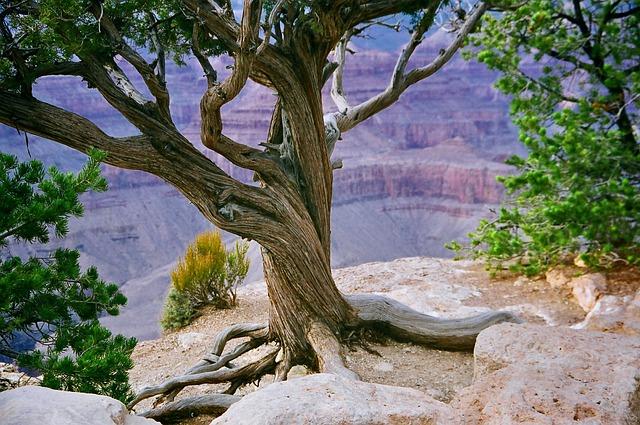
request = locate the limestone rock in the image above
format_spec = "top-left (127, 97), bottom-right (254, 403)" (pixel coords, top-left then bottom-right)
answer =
top-left (0, 386), bottom-right (159, 425)
top-left (545, 267), bottom-right (573, 289)
top-left (569, 273), bottom-right (607, 312)
top-left (574, 292), bottom-right (640, 335)
top-left (211, 373), bottom-right (455, 425)
top-left (287, 365), bottom-right (311, 379)
top-left (454, 323), bottom-right (640, 424)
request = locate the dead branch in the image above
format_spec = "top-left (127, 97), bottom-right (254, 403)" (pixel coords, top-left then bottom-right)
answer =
top-left (128, 348), bottom-right (278, 409)
top-left (139, 394), bottom-right (241, 422)
top-left (88, 0), bottom-right (172, 123)
top-left (333, 1), bottom-right (488, 133)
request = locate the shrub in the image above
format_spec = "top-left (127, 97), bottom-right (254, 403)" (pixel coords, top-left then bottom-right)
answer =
top-left (0, 150), bottom-right (136, 403)
top-left (161, 230), bottom-right (249, 330)
top-left (160, 287), bottom-right (197, 331)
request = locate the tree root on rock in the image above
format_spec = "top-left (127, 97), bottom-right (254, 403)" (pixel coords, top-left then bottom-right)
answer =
top-left (346, 293), bottom-right (522, 351)
top-left (129, 301), bottom-right (520, 422)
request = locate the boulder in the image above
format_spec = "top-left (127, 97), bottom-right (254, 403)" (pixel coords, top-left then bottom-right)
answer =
top-left (569, 273), bottom-right (607, 312)
top-left (545, 267), bottom-right (573, 289)
top-left (211, 373), bottom-right (455, 425)
top-left (453, 323), bottom-right (640, 424)
top-left (0, 386), bottom-right (158, 425)
top-left (574, 292), bottom-right (640, 335)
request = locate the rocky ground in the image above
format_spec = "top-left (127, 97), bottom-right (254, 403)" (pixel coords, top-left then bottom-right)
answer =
top-left (126, 257), bottom-right (640, 424)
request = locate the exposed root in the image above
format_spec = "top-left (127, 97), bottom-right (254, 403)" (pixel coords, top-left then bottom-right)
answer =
top-left (139, 394), bottom-right (240, 422)
top-left (346, 293), bottom-right (522, 351)
top-left (158, 323), bottom-right (268, 404)
top-left (273, 348), bottom-right (293, 382)
top-left (129, 349), bottom-right (278, 409)
top-left (130, 296), bottom-right (521, 422)
top-left (308, 322), bottom-right (360, 380)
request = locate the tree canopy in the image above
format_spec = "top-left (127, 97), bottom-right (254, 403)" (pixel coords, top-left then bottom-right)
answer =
top-left (449, 0), bottom-right (640, 275)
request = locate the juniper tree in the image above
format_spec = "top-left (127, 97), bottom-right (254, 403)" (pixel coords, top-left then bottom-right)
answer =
top-left (451, 0), bottom-right (640, 275)
top-left (0, 0), bottom-right (518, 419)
top-left (0, 151), bottom-right (136, 402)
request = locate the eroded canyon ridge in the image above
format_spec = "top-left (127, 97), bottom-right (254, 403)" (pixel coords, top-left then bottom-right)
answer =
top-left (1, 32), bottom-right (524, 339)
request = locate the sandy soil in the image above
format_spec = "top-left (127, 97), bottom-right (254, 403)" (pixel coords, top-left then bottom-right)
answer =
top-left (129, 258), bottom-right (640, 424)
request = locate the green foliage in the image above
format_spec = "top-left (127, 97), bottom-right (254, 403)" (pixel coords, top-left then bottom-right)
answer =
top-left (0, 151), bottom-right (136, 403)
top-left (451, 0), bottom-right (640, 276)
top-left (161, 230), bottom-right (249, 331)
top-left (160, 287), bottom-right (197, 331)
top-left (0, 0), bottom-right (228, 92)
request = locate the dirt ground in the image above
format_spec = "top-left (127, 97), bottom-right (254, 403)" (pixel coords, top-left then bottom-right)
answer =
top-left (129, 259), bottom-right (640, 424)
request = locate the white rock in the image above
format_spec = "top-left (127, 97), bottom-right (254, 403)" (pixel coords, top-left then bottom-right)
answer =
top-left (212, 373), bottom-right (455, 425)
top-left (0, 386), bottom-right (159, 425)
top-left (287, 365), bottom-right (310, 379)
top-left (545, 267), bottom-right (572, 288)
top-left (574, 292), bottom-right (640, 335)
top-left (574, 256), bottom-right (588, 268)
top-left (453, 323), bottom-right (640, 424)
top-left (176, 332), bottom-right (209, 349)
top-left (569, 273), bottom-right (607, 312)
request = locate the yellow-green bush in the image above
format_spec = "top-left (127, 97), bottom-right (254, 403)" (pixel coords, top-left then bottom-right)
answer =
top-left (161, 231), bottom-right (250, 331)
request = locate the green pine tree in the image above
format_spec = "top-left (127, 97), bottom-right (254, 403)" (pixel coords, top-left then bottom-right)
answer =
top-left (0, 149), bottom-right (136, 403)
top-left (450, 0), bottom-right (639, 276)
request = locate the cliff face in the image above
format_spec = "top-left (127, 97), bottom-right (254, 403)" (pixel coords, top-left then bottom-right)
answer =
top-left (1, 31), bottom-right (523, 338)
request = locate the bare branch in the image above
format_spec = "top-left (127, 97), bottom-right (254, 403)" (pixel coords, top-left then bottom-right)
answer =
top-left (79, 57), bottom-right (167, 134)
top-left (88, 1), bottom-right (172, 123)
top-left (405, 2), bottom-right (488, 85)
top-left (200, 1), bottom-right (264, 156)
top-left (182, 0), bottom-right (241, 52)
top-left (0, 91), bottom-right (157, 172)
top-left (148, 13), bottom-right (167, 86)
top-left (128, 349), bottom-right (278, 409)
top-left (28, 61), bottom-right (85, 80)
top-left (335, 2), bottom-right (488, 133)
top-left (192, 22), bottom-right (218, 87)
top-left (330, 29), bottom-right (353, 114)
top-left (140, 394), bottom-right (240, 422)
top-left (257, 0), bottom-right (285, 55)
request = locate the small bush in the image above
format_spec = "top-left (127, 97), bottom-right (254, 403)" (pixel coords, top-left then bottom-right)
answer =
top-left (160, 287), bottom-right (197, 331)
top-left (161, 231), bottom-right (249, 331)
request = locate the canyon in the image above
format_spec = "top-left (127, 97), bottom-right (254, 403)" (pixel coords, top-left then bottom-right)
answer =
top-left (1, 30), bottom-right (524, 339)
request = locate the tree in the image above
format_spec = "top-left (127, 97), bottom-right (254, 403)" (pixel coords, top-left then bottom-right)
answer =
top-left (0, 151), bottom-right (136, 403)
top-left (450, 0), bottom-right (639, 276)
top-left (0, 0), bottom-right (518, 419)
